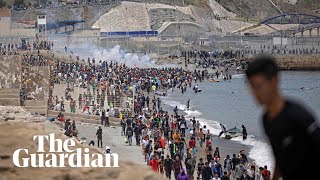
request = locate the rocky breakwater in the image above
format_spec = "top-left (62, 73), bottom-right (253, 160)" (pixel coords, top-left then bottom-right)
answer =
top-left (0, 106), bottom-right (164, 180)
top-left (246, 55), bottom-right (320, 70)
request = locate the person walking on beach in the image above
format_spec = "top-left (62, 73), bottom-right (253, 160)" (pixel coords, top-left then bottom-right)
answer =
top-left (197, 128), bottom-right (205, 148)
top-left (185, 154), bottom-right (196, 179)
top-left (173, 156), bottom-right (183, 180)
top-left (235, 162), bottom-right (246, 180)
top-left (164, 155), bottom-right (173, 179)
top-left (246, 56), bottom-right (320, 180)
top-left (241, 125), bottom-right (247, 140)
top-left (177, 168), bottom-right (189, 180)
top-left (126, 125), bottom-right (133, 146)
top-left (240, 170), bottom-right (250, 180)
top-left (146, 140), bottom-right (153, 165)
top-left (202, 162), bottom-right (213, 180)
top-left (255, 167), bottom-right (264, 180)
top-left (121, 118), bottom-right (126, 136)
top-left (134, 124), bottom-right (141, 146)
top-left (223, 155), bottom-right (232, 176)
top-left (146, 96), bottom-right (150, 108)
top-left (96, 126), bottom-right (102, 148)
top-left (149, 155), bottom-right (159, 172)
top-left (101, 110), bottom-right (105, 126)
top-left (221, 171), bottom-right (230, 180)
top-left (261, 166), bottom-right (271, 180)
top-left (105, 109), bottom-right (110, 127)
top-left (197, 158), bottom-right (204, 179)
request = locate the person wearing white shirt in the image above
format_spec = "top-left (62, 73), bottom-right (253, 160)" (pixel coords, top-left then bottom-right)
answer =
top-left (247, 165), bottom-right (255, 179)
top-left (105, 109), bottom-right (110, 127)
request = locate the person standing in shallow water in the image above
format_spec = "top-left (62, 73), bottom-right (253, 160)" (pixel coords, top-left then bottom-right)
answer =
top-left (246, 56), bottom-right (320, 180)
top-left (241, 125), bottom-right (247, 140)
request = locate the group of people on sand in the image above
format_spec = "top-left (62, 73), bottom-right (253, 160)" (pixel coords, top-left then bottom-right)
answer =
top-left (49, 58), bottom-right (214, 116)
top-left (117, 90), bottom-right (271, 180)
top-left (45, 53), bottom-right (272, 180)
top-left (43, 48), bottom-right (277, 180)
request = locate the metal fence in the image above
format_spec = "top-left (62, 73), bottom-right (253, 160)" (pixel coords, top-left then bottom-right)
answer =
top-left (26, 34), bottom-right (320, 59)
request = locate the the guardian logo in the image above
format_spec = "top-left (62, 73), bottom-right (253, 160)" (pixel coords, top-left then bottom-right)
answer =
top-left (12, 133), bottom-right (119, 167)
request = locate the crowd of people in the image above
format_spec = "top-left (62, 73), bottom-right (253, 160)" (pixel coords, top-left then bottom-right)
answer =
top-left (0, 40), bottom-right (54, 55)
top-left (44, 53), bottom-right (273, 180)
top-left (5, 42), bottom-right (314, 180)
top-left (49, 57), bottom-right (214, 115)
top-left (116, 90), bottom-right (271, 180)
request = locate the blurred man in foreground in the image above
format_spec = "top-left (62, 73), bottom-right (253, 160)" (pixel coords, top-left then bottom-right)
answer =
top-left (246, 56), bottom-right (320, 180)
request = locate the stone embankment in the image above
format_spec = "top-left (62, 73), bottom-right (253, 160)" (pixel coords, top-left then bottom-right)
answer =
top-left (246, 55), bottom-right (320, 70)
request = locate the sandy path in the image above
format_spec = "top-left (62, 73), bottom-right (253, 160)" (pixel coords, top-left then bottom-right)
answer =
top-left (76, 123), bottom-right (146, 165)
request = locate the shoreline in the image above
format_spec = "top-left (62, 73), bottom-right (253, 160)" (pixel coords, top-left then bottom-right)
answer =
top-left (160, 90), bottom-right (254, 159)
top-left (159, 80), bottom-right (274, 171)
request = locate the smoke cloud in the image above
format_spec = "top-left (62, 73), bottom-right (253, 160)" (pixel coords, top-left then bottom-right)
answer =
top-left (91, 45), bottom-right (157, 68)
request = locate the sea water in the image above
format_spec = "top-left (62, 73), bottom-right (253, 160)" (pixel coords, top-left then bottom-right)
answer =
top-left (161, 71), bottom-right (320, 171)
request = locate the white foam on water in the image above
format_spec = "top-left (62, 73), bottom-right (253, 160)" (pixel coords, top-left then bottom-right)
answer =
top-left (196, 117), bottom-right (222, 135)
top-left (232, 136), bottom-right (274, 172)
top-left (162, 99), bottom-right (187, 111)
top-left (185, 110), bottom-right (203, 117)
top-left (162, 99), bottom-right (202, 116)
top-left (232, 74), bottom-right (246, 79)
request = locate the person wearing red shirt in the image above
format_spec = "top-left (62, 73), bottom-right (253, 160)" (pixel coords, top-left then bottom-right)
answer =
top-left (160, 137), bottom-right (166, 148)
top-left (189, 137), bottom-right (196, 149)
top-left (206, 139), bottom-right (212, 148)
top-left (261, 165), bottom-right (271, 180)
top-left (149, 155), bottom-right (159, 172)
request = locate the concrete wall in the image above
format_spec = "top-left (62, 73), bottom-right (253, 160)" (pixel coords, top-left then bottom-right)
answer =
top-left (0, 17), bottom-right (11, 36)
top-left (0, 16), bottom-right (36, 37)
top-left (11, 28), bottom-right (36, 37)
top-left (70, 29), bottom-right (100, 37)
top-left (159, 22), bottom-right (205, 37)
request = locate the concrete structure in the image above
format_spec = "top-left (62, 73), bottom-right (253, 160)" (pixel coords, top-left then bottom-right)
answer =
top-left (0, 9), bottom-right (12, 36)
top-left (247, 55), bottom-right (320, 70)
top-left (0, 89), bottom-right (20, 106)
top-left (0, 9), bottom-right (36, 38)
top-left (93, 1), bottom-right (248, 36)
top-left (69, 28), bottom-right (101, 37)
top-left (158, 22), bottom-right (205, 37)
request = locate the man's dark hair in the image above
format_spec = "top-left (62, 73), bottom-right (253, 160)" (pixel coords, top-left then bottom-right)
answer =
top-left (246, 56), bottom-right (278, 80)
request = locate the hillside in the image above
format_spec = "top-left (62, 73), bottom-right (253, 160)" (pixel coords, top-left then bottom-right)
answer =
top-left (216, 0), bottom-right (320, 19)
top-left (5, 0), bottom-right (320, 20)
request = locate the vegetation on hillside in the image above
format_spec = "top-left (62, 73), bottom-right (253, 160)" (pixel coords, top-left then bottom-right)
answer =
top-left (216, 0), bottom-right (320, 19)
